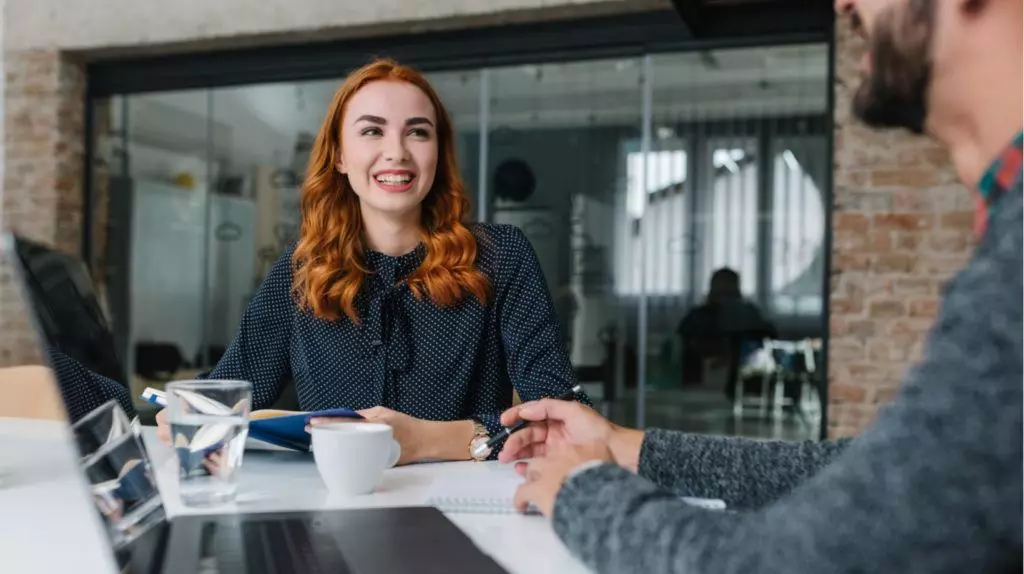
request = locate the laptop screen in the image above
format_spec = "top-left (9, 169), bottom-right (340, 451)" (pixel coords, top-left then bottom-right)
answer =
top-left (10, 235), bottom-right (127, 384)
top-left (0, 231), bottom-right (164, 568)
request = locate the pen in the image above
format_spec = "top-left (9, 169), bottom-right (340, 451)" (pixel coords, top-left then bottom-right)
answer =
top-left (473, 384), bottom-right (582, 458)
top-left (141, 387), bottom-right (167, 408)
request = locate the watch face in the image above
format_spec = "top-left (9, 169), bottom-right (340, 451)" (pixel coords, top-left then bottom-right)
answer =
top-left (470, 436), bottom-right (492, 459)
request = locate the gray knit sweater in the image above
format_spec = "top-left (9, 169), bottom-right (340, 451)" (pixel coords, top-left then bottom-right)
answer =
top-left (553, 186), bottom-right (1023, 573)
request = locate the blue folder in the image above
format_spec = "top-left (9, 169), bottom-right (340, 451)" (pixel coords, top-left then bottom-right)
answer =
top-left (248, 408), bottom-right (364, 451)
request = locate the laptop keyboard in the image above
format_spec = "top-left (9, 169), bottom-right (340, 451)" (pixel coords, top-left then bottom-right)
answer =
top-left (201, 517), bottom-right (352, 574)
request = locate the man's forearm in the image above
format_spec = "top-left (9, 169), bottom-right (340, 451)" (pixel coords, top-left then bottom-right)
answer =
top-left (637, 429), bottom-right (851, 509)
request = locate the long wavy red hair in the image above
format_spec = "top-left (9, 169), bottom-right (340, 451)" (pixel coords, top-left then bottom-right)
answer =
top-left (292, 58), bottom-right (490, 324)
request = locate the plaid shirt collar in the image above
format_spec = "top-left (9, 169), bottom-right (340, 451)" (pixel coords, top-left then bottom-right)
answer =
top-left (974, 130), bottom-right (1023, 238)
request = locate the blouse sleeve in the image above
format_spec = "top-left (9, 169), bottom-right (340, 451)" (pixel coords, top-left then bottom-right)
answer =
top-left (204, 247), bottom-right (296, 410)
top-left (471, 226), bottom-right (590, 451)
top-left (46, 347), bottom-right (138, 422)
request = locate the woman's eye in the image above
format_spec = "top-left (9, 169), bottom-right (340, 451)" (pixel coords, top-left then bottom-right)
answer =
top-left (360, 127), bottom-right (382, 136)
top-left (409, 128), bottom-right (431, 139)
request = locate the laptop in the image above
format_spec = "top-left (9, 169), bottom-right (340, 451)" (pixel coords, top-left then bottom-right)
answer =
top-left (1, 232), bottom-right (510, 574)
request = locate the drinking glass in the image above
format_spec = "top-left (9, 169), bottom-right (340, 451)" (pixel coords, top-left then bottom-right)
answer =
top-left (164, 379), bottom-right (252, 506)
top-left (71, 400), bottom-right (162, 547)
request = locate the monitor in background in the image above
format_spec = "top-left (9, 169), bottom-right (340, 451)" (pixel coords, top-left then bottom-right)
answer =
top-left (11, 235), bottom-right (126, 384)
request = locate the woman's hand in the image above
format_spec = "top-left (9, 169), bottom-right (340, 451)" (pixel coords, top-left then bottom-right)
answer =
top-left (308, 406), bottom-right (433, 465)
top-left (155, 408), bottom-right (171, 446)
top-left (355, 406), bottom-right (428, 465)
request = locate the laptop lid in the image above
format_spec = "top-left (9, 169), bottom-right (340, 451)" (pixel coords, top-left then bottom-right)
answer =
top-left (0, 231), bottom-right (162, 569)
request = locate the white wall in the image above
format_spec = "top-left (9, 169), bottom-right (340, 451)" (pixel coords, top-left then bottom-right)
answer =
top-left (6, 0), bottom-right (665, 53)
top-left (0, 0), bottom-right (5, 211)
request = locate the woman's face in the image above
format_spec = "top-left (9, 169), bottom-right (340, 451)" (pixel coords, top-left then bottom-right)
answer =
top-left (337, 80), bottom-right (439, 221)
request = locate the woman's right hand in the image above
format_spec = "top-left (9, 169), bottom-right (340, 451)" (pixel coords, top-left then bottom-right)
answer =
top-left (155, 408), bottom-right (171, 446)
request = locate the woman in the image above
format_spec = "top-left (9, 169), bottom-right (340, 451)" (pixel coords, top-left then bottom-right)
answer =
top-left (145, 58), bottom-right (585, 463)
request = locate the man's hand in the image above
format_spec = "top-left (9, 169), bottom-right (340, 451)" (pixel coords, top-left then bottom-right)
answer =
top-left (497, 399), bottom-right (645, 470)
top-left (512, 441), bottom-right (615, 516)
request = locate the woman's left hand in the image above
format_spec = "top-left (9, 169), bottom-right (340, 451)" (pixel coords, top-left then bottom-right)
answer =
top-left (356, 406), bottom-right (429, 465)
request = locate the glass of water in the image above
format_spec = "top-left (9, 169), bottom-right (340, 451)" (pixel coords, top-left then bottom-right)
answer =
top-left (71, 400), bottom-right (162, 547)
top-left (165, 379), bottom-right (252, 506)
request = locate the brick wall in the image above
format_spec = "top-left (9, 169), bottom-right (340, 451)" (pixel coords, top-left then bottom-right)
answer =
top-left (0, 50), bottom-right (86, 366)
top-left (828, 18), bottom-right (975, 437)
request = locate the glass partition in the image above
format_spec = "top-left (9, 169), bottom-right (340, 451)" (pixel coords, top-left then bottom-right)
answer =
top-left (88, 43), bottom-right (830, 439)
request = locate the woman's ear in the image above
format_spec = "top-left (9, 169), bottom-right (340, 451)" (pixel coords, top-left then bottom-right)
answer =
top-left (336, 160), bottom-right (346, 174)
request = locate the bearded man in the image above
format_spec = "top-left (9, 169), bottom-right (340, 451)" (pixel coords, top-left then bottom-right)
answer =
top-left (499, 1), bottom-right (1023, 572)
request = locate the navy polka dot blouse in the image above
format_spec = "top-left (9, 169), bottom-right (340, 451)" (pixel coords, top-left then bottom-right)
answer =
top-left (47, 224), bottom-right (588, 457)
top-left (208, 223), bottom-right (588, 456)
top-left (48, 347), bottom-right (137, 422)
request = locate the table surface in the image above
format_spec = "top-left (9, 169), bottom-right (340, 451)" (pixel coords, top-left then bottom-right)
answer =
top-left (0, 417), bottom-right (590, 574)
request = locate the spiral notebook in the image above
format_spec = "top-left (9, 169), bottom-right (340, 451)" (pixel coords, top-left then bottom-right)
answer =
top-left (425, 468), bottom-right (726, 515)
top-left (426, 471), bottom-right (538, 515)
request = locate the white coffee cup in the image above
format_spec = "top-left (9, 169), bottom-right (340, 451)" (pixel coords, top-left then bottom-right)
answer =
top-left (310, 422), bottom-right (401, 496)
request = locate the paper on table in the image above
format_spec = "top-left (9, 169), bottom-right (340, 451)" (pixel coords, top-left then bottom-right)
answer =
top-left (426, 469), bottom-right (531, 515)
top-left (425, 465), bottom-right (726, 514)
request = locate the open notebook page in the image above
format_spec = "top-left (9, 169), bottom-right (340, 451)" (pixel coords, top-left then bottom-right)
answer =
top-left (425, 465), bottom-right (726, 515)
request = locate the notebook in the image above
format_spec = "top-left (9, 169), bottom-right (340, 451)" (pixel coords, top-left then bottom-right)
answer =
top-left (426, 469), bottom-right (535, 515)
top-left (425, 466), bottom-right (727, 515)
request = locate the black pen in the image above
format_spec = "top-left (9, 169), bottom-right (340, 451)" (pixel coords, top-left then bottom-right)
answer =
top-left (473, 384), bottom-right (582, 458)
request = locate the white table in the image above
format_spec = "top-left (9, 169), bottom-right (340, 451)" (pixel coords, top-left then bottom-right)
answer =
top-left (0, 418), bottom-right (590, 574)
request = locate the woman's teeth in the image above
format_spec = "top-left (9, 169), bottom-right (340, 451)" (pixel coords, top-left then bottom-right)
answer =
top-left (375, 174), bottom-right (412, 184)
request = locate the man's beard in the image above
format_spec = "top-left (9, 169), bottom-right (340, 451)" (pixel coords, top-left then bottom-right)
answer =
top-left (852, 0), bottom-right (936, 134)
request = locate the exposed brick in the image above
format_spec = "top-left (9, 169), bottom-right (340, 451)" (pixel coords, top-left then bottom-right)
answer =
top-left (1, 49), bottom-right (86, 367)
top-left (940, 211), bottom-right (975, 230)
top-left (893, 277), bottom-right (938, 295)
top-left (871, 168), bottom-right (942, 188)
top-left (873, 253), bottom-right (914, 273)
top-left (831, 317), bottom-right (877, 339)
top-left (872, 386), bottom-right (900, 405)
top-left (829, 383), bottom-right (868, 404)
top-left (913, 256), bottom-right (972, 276)
top-left (830, 297), bottom-right (864, 315)
top-left (894, 231), bottom-right (923, 250)
top-left (830, 340), bottom-right (867, 362)
top-left (927, 230), bottom-right (969, 252)
top-left (886, 317), bottom-right (934, 336)
top-left (868, 300), bottom-right (905, 319)
top-left (908, 298), bottom-right (940, 318)
top-left (830, 17), bottom-right (973, 438)
top-left (835, 252), bottom-right (872, 272)
top-left (834, 212), bottom-right (871, 233)
top-left (873, 213), bottom-right (933, 231)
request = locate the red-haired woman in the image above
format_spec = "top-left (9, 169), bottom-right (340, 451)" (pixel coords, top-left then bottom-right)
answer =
top-left (146, 58), bottom-right (587, 463)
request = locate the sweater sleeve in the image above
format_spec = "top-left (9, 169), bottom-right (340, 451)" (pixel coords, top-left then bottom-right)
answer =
top-left (638, 430), bottom-right (852, 509)
top-left (550, 191), bottom-right (1023, 574)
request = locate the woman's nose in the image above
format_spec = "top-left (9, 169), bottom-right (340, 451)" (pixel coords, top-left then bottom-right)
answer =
top-left (383, 133), bottom-right (410, 162)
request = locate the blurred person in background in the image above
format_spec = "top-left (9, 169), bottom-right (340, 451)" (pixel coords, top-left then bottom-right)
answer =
top-left (501, 0), bottom-right (1023, 572)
